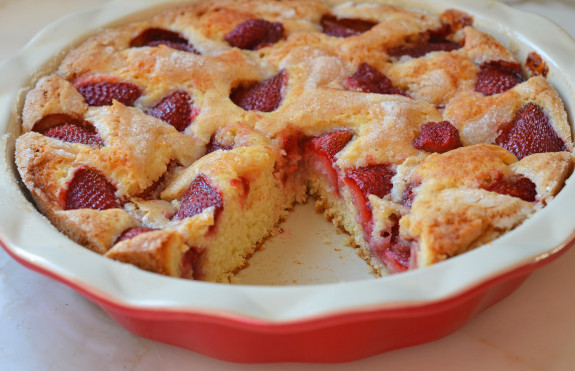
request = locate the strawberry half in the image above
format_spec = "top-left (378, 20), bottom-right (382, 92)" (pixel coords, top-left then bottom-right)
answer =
top-left (205, 135), bottom-right (233, 154)
top-left (401, 182), bottom-right (419, 207)
top-left (34, 114), bottom-right (104, 147)
top-left (230, 70), bottom-right (286, 112)
top-left (130, 27), bottom-right (199, 54)
top-left (146, 90), bottom-right (195, 132)
top-left (224, 19), bottom-right (284, 50)
top-left (388, 40), bottom-right (461, 58)
top-left (343, 164), bottom-right (395, 236)
top-left (345, 63), bottom-right (408, 96)
top-left (173, 174), bottom-right (223, 221)
top-left (412, 121), bottom-right (462, 153)
top-left (382, 243), bottom-right (411, 273)
top-left (76, 81), bottom-right (142, 107)
top-left (65, 168), bottom-right (122, 210)
top-left (482, 174), bottom-right (537, 202)
top-left (475, 60), bottom-right (524, 96)
top-left (320, 14), bottom-right (377, 38)
top-left (495, 102), bottom-right (567, 160)
top-left (180, 247), bottom-right (200, 279)
top-left (304, 130), bottom-right (353, 195)
top-left (116, 227), bottom-right (157, 243)
top-left (276, 129), bottom-right (304, 184)
top-left (43, 124), bottom-right (104, 146)
top-left (368, 216), bottom-right (411, 273)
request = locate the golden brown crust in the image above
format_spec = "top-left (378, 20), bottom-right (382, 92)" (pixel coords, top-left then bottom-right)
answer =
top-left (400, 145), bottom-right (573, 267)
top-left (105, 230), bottom-right (189, 277)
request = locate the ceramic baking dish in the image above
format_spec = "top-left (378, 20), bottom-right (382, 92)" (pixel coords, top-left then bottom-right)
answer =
top-left (1, 0), bottom-right (574, 363)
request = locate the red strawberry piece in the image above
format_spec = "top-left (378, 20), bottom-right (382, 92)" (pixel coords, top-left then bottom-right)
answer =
top-left (116, 227), bottom-right (157, 243)
top-left (136, 161), bottom-right (177, 200)
top-left (475, 60), bottom-right (524, 96)
top-left (382, 243), bottom-right (411, 273)
top-left (224, 19), bottom-right (284, 50)
top-left (65, 168), bottom-right (122, 211)
top-left (345, 63), bottom-right (408, 96)
top-left (33, 113), bottom-right (104, 146)
top-left (76, 81), bottom-right (142, 107)
top-left (320, 14), bottom-right (377, 38)
top-left (130, 28), bottom-right (199, 54)
top-left (412, 121), bottom-right (462, 153)
top-left (230, 70), bottom-right (286, 112)
top-left (172, 174), bottom-right (223, 221)
top-left (146, 90), bottom-right (194, 132)
top-left (43, 124), bottom-right (104, 146)
top-left (370, 215), bottom-right (411, 273)
top-left (401, 182), bottom-right (419, 207)
top-left (482, 174), bottom-right (537, 202)
top-left (304, 130), bottom-right (353, 195)
top-left (205, 135), bottom-right (233, 154)
top-left (388, 40), bottom-right (461, 58)
top-left (344, 164), bottom-right (395, 237)
top-left (180, 247), bottom-right (200, 279)
top-left (495, 103), bottom-right (567, 160)
top-left (277, 130), bottom-right (304, 183)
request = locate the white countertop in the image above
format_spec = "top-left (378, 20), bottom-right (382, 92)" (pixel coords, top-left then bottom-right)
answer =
top-left (2, 0), bottom-right (575, 369)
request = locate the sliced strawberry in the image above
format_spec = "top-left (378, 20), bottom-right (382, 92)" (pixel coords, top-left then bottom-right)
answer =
top-left (482, 174), bottom-right (537, 202)
top-left (382, 243), bottom-right (411, 273)
top-left (343, 164), bottom-right (395, 237)
top-left (65, 168), bottom-right (122, 210)
top-left (401, 182), bottom-right (419, 207)
top-left (130, 27), bottom-right (199, 54)
top-left (495, 103), bottom-right (567, 160)
top-left (230, 70), bottom-right (286, 112)
top-left (369, 216), bottom-right (411, 273)
top-left (276, 129), bottom-right (304, 184)
top-left (135, 161), bottom-right (177, 200)
top-left (34, 114), bottom-right (104, 147)
top-left (146, 90), bottom-right (195, 132)
top-left (320, 14), bottom-right (377, 38)
top-left (388, 40), bottom-right (461, 58)
top-left (43, 124), bottom-right (104, 146)
top-left (345, 63), bottom-right (408, 96)
top-left (475, 60), bottom-right (524, 96)
top-left (180, 247), bottom-right (200, 279)
top-left (116, 227), bottom-right (157, 243)
top-left (76, 81), bottom-right (142, 107)
top-left (413, 121), bottom-right (462, 153)
top-left (304, 130), bottom-right (353, 195)
top-left (172, 174), bottom-right (223, 221)
top-left (224, 19), bottom-right (284, 50)
top-left (306, 130), bottom-right (354, 163)
top-left (425, 23), bottom-right (450, 39)
top-left (345, 164), bottom-right (395, 199)
top-left (205, 135), bottom-right (233, 154)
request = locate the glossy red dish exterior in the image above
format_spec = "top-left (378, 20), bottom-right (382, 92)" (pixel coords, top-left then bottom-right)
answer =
top-left (3, 234), bottom-right (573, 363)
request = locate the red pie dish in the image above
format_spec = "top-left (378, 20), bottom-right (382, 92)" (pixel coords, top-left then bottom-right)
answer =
top-left (1, 0), bottom-right (574, 363)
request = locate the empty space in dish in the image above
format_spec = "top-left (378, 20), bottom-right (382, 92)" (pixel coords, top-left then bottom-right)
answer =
top-left (235, 201), bottom-right (374, 285)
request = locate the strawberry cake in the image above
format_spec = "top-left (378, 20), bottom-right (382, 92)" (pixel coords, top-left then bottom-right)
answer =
top-left (15, 0), bottom-right (574, 282)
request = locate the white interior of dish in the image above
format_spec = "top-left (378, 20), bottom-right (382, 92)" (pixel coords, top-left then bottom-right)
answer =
top-left (0, 0), bottom-right (574, 323)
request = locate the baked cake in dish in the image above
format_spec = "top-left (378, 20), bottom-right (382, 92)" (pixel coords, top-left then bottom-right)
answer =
top-left (15, 0), bottom-right (574, 282)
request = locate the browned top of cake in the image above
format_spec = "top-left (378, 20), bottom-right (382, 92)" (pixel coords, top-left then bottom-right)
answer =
top-left (15, 0), bottom-right (574, 281)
